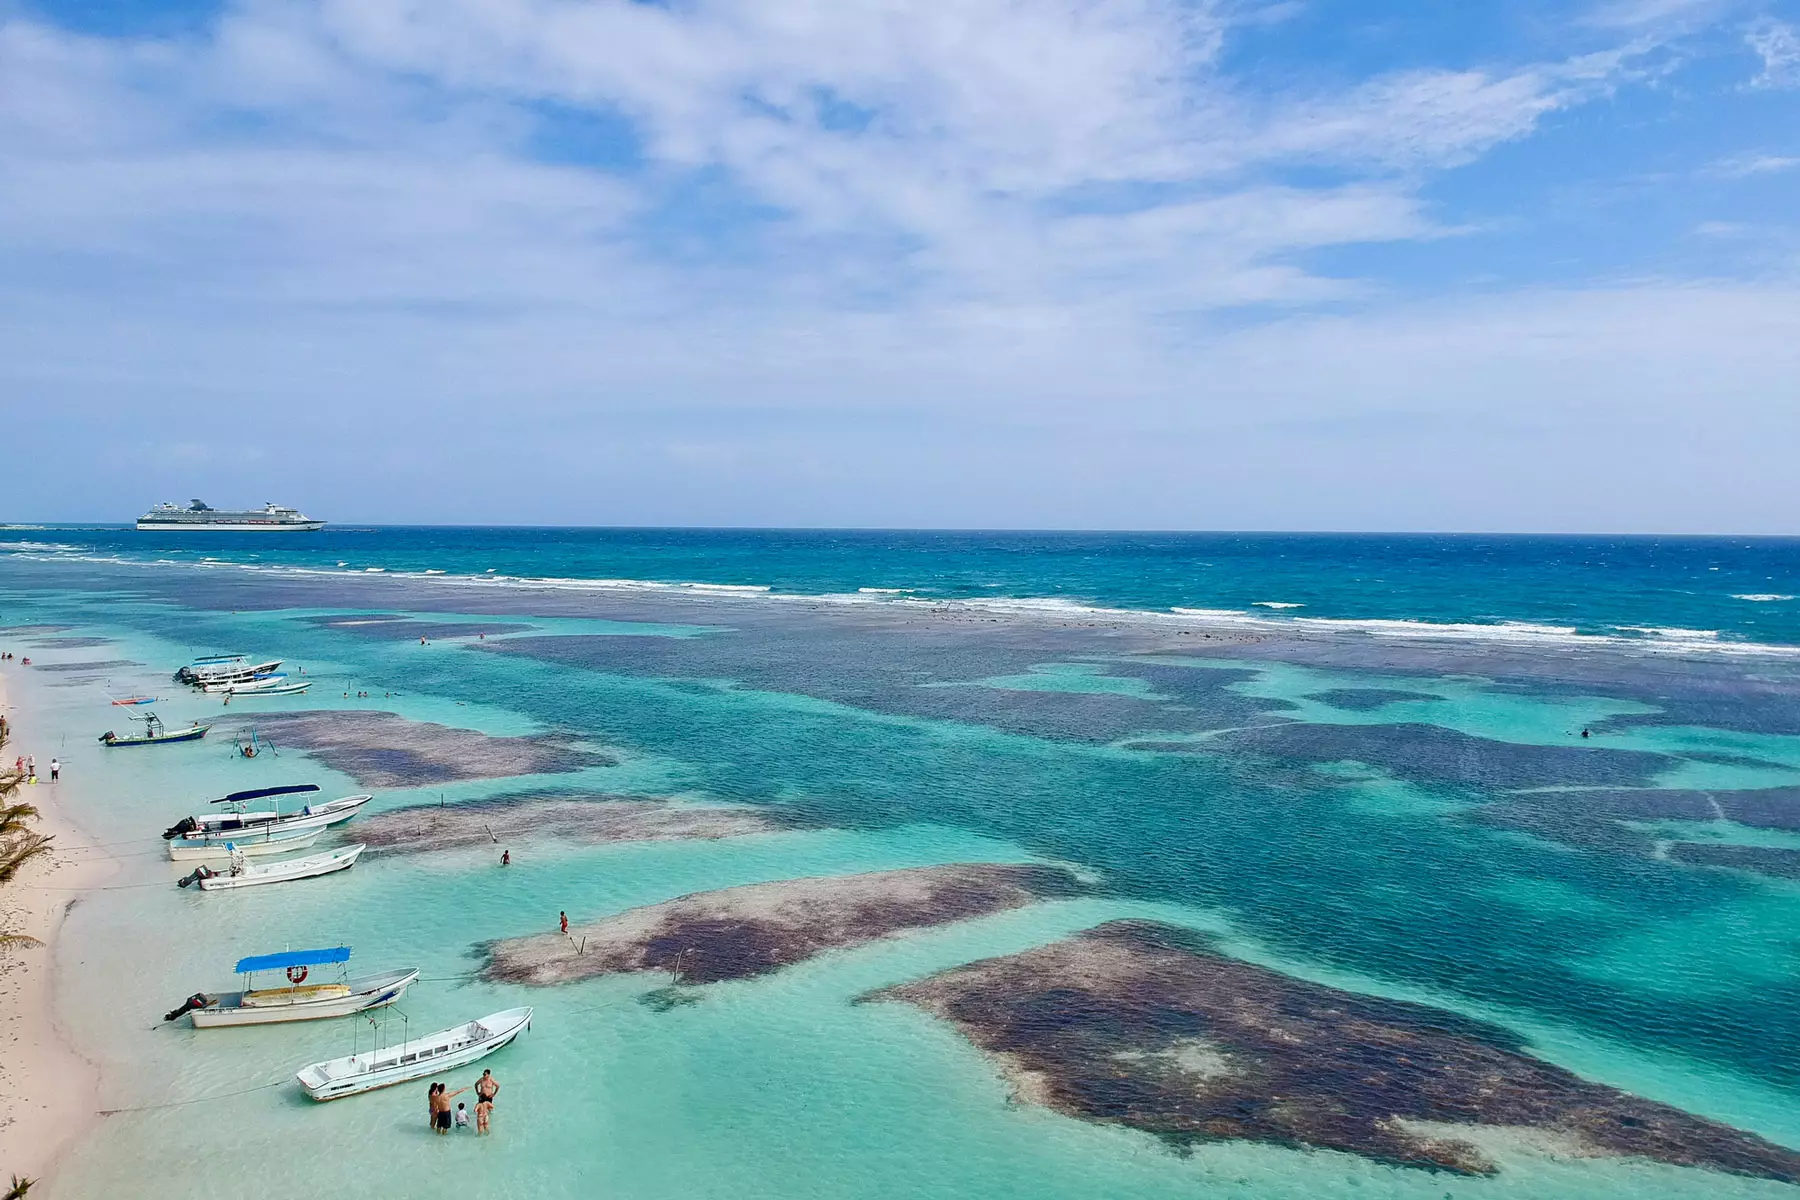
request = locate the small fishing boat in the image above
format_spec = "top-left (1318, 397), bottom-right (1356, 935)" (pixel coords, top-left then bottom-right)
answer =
top-left (161, 786), bottom-right (373, 844)
top-left (201, 673), bottom-right (287, 693)
top-left (218, 680), bottom-right (311, 697)
top-left (296, 1006), bottom-right (533, 1101)
top-left (168, 824), bottom-right (324, 861)
top-left (110, 695), bottom-right (157, 706)
top-left (179, 657), bottom-right (282, 686)
top-left (99, 713), bottom-right (211, 748)
top-left (163, 947), bottom-right (417, 1027)
top-left (178, 843), bottom-right (364, 889)
top-left (175, 654), bottom-right (249, 683)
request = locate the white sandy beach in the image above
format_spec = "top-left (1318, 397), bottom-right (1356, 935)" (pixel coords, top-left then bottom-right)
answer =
top-left (0, 669), bottom-right (115, 1187)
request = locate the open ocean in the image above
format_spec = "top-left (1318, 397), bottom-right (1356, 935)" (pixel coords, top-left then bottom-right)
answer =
top-left (3, 526), bottom-right (1800, 1199)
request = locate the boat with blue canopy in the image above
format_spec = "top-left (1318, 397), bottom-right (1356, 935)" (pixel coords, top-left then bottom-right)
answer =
top-left (163, 945), bottom-right (418, 1028)
top-left (161, 784), bottom-right (374, 850)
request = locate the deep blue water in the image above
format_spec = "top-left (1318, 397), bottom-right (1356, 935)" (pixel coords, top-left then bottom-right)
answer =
top-left (8, 526), bottom-right (1800, 645)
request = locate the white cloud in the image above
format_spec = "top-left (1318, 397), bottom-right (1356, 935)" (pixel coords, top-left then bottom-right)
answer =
top-left (1747, 19), bottom-right (1800, 88)
top-left (1711, 152), bottom-right (1800, 176)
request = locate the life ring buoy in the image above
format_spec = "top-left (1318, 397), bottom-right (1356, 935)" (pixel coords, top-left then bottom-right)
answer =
top-left (287, 965), bottom-right (308, 985)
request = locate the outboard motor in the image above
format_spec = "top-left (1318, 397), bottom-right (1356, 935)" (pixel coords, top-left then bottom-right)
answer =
top-left (176, 865), bottom-right (215, 888)
top-left (163, 993), bottom-right (211, 1023)
top-left (162, 816), bottom-right (199, 840)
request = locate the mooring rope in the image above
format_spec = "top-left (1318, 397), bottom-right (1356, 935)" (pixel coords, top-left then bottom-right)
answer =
top-left (98, 1077), bottom-right (288, 1115)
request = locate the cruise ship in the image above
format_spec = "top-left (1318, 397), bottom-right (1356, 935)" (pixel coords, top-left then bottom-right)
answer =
top-left (137, 500), bottom-right (326, 532)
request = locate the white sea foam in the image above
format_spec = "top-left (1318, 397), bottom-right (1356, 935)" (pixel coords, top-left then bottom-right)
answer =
top-left (1253, 601), bottom-right (1305, 609)
top-left (1619, 626), bottom-right (1722, 642)
top-left (858, 587), bottom-right (913, 594)
top-left (1734, 593), bottom-right (1795, 602)
top-left (0, 540), bottom-right (83, 553)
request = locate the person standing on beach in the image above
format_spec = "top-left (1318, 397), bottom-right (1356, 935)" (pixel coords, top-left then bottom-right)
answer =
top-left (49, 758), bottom-right (59, 781)
top-left (559, 911), bottom-right (569, 936)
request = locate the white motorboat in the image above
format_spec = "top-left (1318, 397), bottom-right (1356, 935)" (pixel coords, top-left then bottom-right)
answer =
top-left (162, 786), bottom-right (373, 847)
top-left (179, 843), bottom-right (364, 890)
top-left (220, 681), bottom-right (311, 697)
top-left (296, 1006), bottom-right (533, 1101)
top-left (168, 824), bottom-right (324, 861)
top-left (164, 948), bottom-right (418, 1028)
top-left (202, 673), bottom-right (287, 693)
top-left (181, 657), bottom-right (283, 685)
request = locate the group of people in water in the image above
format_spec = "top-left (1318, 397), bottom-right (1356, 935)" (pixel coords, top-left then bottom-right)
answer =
top-left (428, 1068), bottom-right (500, 1136)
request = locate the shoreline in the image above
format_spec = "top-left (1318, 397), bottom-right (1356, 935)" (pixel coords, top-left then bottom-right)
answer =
top-left (0, 667), bottom-right (116, 1187)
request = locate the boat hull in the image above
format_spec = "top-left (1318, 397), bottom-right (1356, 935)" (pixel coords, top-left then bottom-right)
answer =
top-left (103, 725), bottom-right (210, 748)
top-left (175, 794), bottom-right (373, 846)
top-left (296, 1007), bottom-right (533, 1101)
top-left (138, 521), bottom-right (324, 531)
top-left (170, 827), bottom-right (324, 861)
top-left (191, 970), bottom-right (419, 1027)
top-left (194, 844), bottom-right (363, 889)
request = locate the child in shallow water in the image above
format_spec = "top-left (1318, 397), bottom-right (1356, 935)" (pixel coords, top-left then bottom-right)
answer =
top-left (454, 1102), bottom-right (471, 1130)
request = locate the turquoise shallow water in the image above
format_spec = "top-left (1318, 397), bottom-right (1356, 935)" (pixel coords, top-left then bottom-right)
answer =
top-left (3, 535), bottom-right (1800, 1198)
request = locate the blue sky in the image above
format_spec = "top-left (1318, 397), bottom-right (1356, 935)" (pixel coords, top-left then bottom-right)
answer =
top-left (2, 0), bottom-right (1797, 530)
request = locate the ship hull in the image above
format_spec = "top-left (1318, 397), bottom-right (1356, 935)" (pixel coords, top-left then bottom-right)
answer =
top-left (137, 521), bottom-right (325, 531)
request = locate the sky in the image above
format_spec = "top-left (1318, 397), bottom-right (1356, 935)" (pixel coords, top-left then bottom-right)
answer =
top-left (1, 0), bottom-right (1797, 531)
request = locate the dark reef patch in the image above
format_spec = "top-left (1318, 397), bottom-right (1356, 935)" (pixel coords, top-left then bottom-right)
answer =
top-left (1470, 786), bottom-right (1800, 872)
top-left (870, 921), bottom-right (1800, 1182)
top-left (354, 792), bottom-right (795, 854)
top-left (477, 633), bottom-right (1289, 746)
top-left (25, 636), bottom-right (113, 649)
top-left (1666, 844), bottom-right (1800, 879)
top-left (1207, 722), bottom-right (1670, 791)
top-left (480, 863), bottom-right (1084, 987)
top-left (243, 710), bottom-right (611, 787)
top-left (1303, 688), bottom-right (1442, 711)
top-left (0, 624), bottom-right (73, 635)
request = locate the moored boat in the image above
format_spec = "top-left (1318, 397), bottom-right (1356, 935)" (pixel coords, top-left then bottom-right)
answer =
top-left (201, 673), bottom-right (288, 693)
top-left (161, 786), bottom-right (373, 845)
top-left (178, 657), bottom-right (283, 686)
top-left (168, 824), bottom-right (325, 861)
top-left (222, 681), bottom-right (311, 697)
top-left (296, 1006), bottom-right (533, 1101)
top-left (163, 948), bottom-right (417, 1027)
top-left (99, 713), bottom-right (211, 747)
top-left (179, 843), bottom-right (364, 889)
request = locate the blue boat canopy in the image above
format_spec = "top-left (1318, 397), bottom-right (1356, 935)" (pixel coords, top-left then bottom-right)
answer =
top-left (235, 947), bottom-right (351, 974)
top-left (213, 784), bottom-right (321, 806)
